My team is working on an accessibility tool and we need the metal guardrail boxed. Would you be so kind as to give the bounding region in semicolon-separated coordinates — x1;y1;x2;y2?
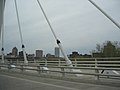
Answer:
0;64;120;80
4;57;120;67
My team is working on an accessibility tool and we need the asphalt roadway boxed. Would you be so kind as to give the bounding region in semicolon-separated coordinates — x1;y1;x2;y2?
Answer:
0;71;120;90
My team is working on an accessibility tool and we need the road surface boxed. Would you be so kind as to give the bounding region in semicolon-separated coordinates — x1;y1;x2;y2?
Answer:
0;71;120;90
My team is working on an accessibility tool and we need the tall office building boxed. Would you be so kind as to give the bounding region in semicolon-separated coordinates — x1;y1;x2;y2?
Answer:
55;47;60;57
19;51;23;57
12;47;18;57
36;50;43;58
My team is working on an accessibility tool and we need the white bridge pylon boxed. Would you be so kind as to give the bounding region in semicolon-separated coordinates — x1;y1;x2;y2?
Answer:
0;0;5;64
0;0;28;64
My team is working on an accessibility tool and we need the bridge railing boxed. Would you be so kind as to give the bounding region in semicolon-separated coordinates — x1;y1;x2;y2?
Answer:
0;63;120;80
4;57;120;67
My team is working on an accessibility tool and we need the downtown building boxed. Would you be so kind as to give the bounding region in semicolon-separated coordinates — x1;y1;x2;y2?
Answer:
35;50;43;58
55;47;60;57
12;47;18;57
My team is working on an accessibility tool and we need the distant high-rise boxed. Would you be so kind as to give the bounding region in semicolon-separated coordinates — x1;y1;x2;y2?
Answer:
12;47;18;57
19;51;23;57
36;50;43;58
55;47;60;57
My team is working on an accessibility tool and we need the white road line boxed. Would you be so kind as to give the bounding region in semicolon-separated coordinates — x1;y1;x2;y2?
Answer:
0;74;80;90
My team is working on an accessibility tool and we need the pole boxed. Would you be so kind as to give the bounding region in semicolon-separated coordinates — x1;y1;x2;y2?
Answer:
14;0;28;64
1;0;5;63
1;26;4;63
0;0;5;40
37;0;73;67
88;0;120;30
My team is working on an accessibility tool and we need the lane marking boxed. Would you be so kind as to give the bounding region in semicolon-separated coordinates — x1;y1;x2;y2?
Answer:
0;74;80;90
0;71;94;86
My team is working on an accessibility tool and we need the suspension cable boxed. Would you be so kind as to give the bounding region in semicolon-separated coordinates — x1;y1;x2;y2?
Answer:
14;0;28;64
2;0;5;50
14;0;24;44
36;0;73;67
88;0;120;30
37;0;57;40
1;0;5;63
1;25;4;63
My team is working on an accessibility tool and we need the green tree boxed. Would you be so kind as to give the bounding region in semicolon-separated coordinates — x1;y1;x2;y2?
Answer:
93;41;120;57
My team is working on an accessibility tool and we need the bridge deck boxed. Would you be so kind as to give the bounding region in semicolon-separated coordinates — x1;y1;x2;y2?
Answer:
0;71;120;90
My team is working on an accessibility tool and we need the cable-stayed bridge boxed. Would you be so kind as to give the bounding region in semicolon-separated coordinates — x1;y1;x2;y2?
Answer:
1;57;120;90
0;0;120;90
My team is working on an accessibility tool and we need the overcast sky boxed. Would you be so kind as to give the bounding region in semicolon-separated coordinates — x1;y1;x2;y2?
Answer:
3;0;120;55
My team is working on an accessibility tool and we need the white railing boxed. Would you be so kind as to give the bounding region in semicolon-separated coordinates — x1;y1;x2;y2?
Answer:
0;63;120;80
4;57;120;67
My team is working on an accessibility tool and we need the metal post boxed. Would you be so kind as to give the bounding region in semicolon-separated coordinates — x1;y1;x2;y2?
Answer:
95;68;99;80
95;58;99;80
37;66;41;74
106;71;109;78
58;58;61;66
20;65;24;72
95;58;97;68
75;59;77;67
8;64;11;70
45;59;47;66
61;67;65;77
22;46;28;64
1;48;4;63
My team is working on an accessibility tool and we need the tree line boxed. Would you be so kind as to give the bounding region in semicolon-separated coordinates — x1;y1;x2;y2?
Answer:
92;41;120;57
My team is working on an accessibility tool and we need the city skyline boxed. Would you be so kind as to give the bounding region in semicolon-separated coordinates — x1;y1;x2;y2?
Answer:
6;46;60;57
2;0;120;55
6;46;91;57
5;40;120;58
